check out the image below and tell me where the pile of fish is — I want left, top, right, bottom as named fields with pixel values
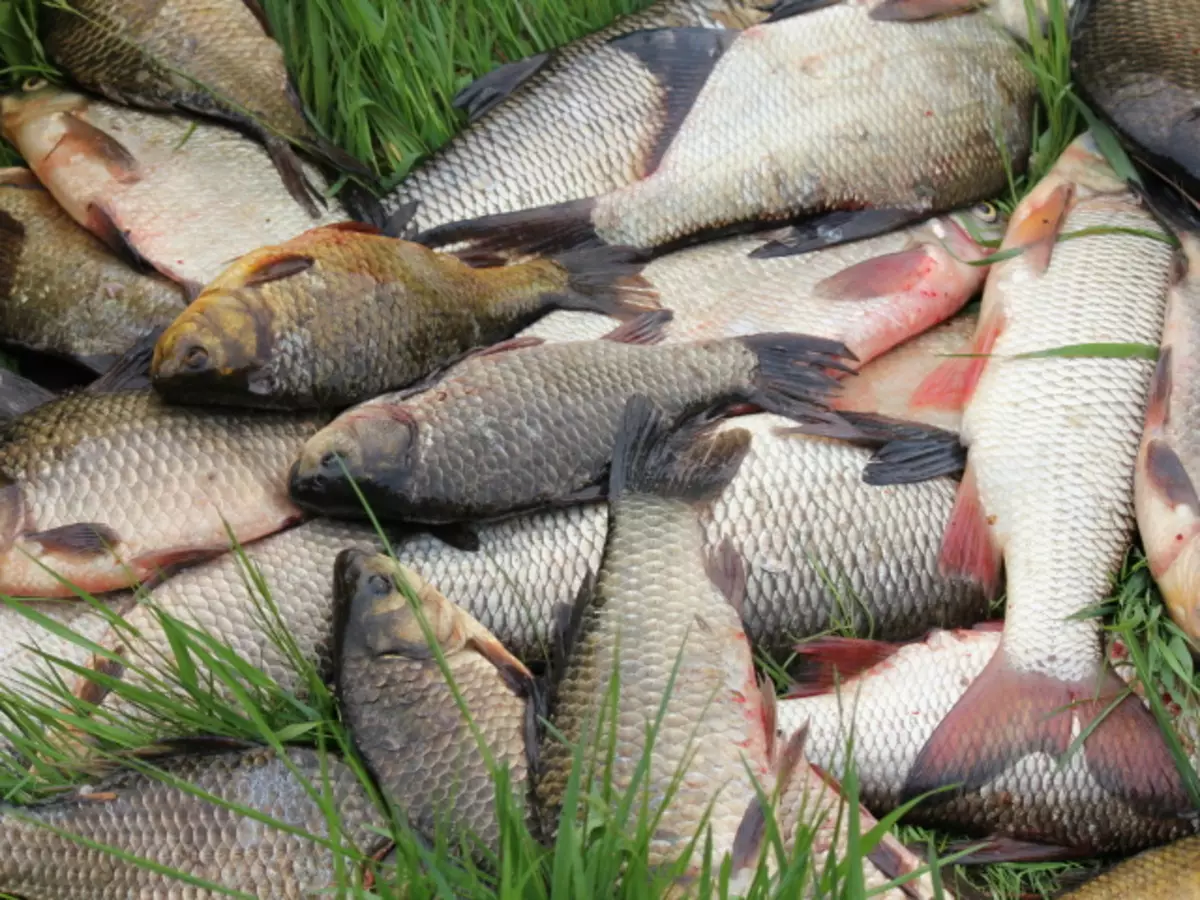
left=0, top=0, right=1199, bottom=896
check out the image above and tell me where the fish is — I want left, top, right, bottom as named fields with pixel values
left=0, top=167, right=186, bottom=373
left=367, top=0, right=771, bottom=234
left=1060, top=835, right=1200, bottom=898
left=0, top=386, right=320, bottom=597
left=289, top=314, right=856, bottom=523
left=1135, top=195, right=1200, bottom=640
left=1071, top=0, right=1200, bottom=207
left=519, top=207, right=1000, bottom=368
left=43, top=0, right=367, bottom=215
left=150, top=226, right=658, bottom=410
left=0, top=82, right=347, bottom=293
left=0, top=368, right=56, bottom=421
left=0, top=742, right=388, bottom=898
left=335, top=550, right=537, bottom=854
left=863, top=134, right=1189, bottom=851
left=774, top=625, right=1200, bottom=855
left=415, top=1, right=1034, bottom=259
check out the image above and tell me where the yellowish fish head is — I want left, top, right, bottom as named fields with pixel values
left=289, top=404, right=417, bottom=518
left=151, top=290, right=274, bottom=404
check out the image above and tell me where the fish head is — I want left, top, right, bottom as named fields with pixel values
left=289, top=404, right=418, bottom=518
left=151, top=289, right=275, bottom=404
left=0, top=79, right=88, bottom=147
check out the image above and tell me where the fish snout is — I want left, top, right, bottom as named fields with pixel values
left=288, top=431, right=365, bottom=514
left=151, top=294, right=269, bottom=396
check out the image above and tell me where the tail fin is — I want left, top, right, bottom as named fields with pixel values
left=608, top=395, right=750, bottom=503
left=547, top=245, right=661, bottom=321
left=416, top=198, right=601, bottom=256
left=739, top=332, right=857, bottom=425
left=263, top=135, right=328, bottom=218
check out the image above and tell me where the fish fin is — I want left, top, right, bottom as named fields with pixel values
left=861, top=431, right=968, bottom=486
left=704, top=537, right=747, bottom=616
left=763, top=0, right=845, bottom=23
left=464, top=336, right=546, bottom=360
left=263, top=136, right=325, bottom=218
left=428, top=524, right=481, bottom=552
left=1143, top=439, right=1200, bottom=513
left=84, top=204, right=155, bottom=274
left=608, top=395, right=751, bottom=504
left=1145, top=346, right=1173, bottom=431
left=0, top=209, right=26, bottom=300
left=552, top=482, right=610, bottom=507
left=547, top=245, right=660, bottom=320
left=761, top=677, right=777, bottom=762
left=813, top=247, right=936, bottom=301
left=934, top=837, right=1093, bottom=865
left=26, top=523, right=120, bottom=557
left=73, top=647, right=126, bottom=707
left=61, top=113, right=140, bottom=183
left=303, top=131, right=375, bottom=182
left=739, top=332, right=857, bottom=425
left=466, top=632, right=536, bottom=699
left=749, top=209, right=926, bottom=259
left=730, top=724, right=809, bottom=872
left=86, top=327, right=164, bottom=393
left=132, top=546, right=233, bottom=581
left=417, top=198, right=600, bottom=256
left=453, top=53, right=552, bottom=122
left=781, top=409, right=964, bottom=467
left=241, top=251, right=316, bottom=287
left=909, top=309, right=1005, bottom=413
left=786, top=637, right=904, bottom=698
left=381, top=201, right=421, bottom=240
left=129, top=735, right=260, bottom=761
left=868, top=0, right=984, bottom=22
left=1006, top=183, right=1074, bottom=275
left=938, top=464, right=1002, bottom=597
left=607, top=28, right=737, bottom=174
left=0, top=168, right=42, bottom=189
left=549, top=570, right=596, bottom=692
left=0, top=368, right=55, bottom=418
left=601, top=309, right=673, bottom=345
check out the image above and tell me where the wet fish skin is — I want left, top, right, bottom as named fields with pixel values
left=376, top=0, right=771, bottom=233
left=0, top=744, right=388, bottom=899
left=289, top=327, right=852, bottom=524
left=150, top=227, right=658, bottom=410
left=44, top=0, right=361, bottom=213
left=1136, top=217, right=1200, bottom=640
left=0, top=388, right=319, bottom=597
left=417, top=2, right=1034, bottom=257
left=775, top=626, right=1200, bottom=854
left=1071, top=0, right=1200, bottom=205
left=0, top=83, right=346, bottom=292
left=1061, top=835, right=1200, bottom=898
left=0, top=167, right=186, bottom=371
left=335, top=550, right=535, bottom=853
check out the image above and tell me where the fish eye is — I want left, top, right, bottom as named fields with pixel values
left=21, top=77, right=47, bottom=93
left=367, top=574, right=392, bottom=598
left=972, top=201, right=1000, bottom=224
left=183, top=344, right=209, bottom=371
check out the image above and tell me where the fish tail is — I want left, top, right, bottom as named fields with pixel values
left=608, top=395, right=750, bottom=504
left=739, top=332, right=857, bottom=426
left=901, top=643, right=1193, bottom=822
left=264, top=135, right=326, bottom=219
left=547, top=245, right=661, bottom=321
left=415, top=198, right=601, bottom=256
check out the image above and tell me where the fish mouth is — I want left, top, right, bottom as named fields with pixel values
left=330, top=547, right=372, bottom=674
left=287, top=456, right=364, bottom=517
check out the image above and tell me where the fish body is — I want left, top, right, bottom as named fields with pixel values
left=1062, top=835, right=1200, bottom=898
left=873, top=134, right=1185, bottom=849
left=0, top=83, right=346, bottom=292
left=150, top=227, right=658, bottom=409
left=0, top=168, right=186, bottom=372
left=335, top=550, right=535, bottom=852
left=1136, top=221, right=1200, bottom=639
left=289, top=324, right=852, bottom=523
left=520, top=210, right=996, bottom=365
left=775, top=625, right=1200, bottom=853
left=44, top=0, right=359, bottom=213
left=0, top=388, right=318, bottom=597
left=1071, top=0, right=1200, bottom=205
left=0, top=744, right=387, bottom=899
left=375, top=0, right=770, bottom=233
left=418, top=2, right=1034, bottom=257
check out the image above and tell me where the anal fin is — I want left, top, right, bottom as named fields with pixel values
left=909, top=309, right=1005, bottom=414
left=26, top=523, right=121, bottom=558
left=938, top=464, right=1002, bottom=597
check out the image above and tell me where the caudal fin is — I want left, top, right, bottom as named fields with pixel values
left=739, top=333, right=857, bottom=426
left=548, top=245, right=661, bottom=321
left=608, top=395, right=751, bottom=504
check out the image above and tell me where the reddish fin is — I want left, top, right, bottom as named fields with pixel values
left=1144, top=439, right=1200, bottom=513
left=786, top=637, right=903, bottom=698
left=910, top=311, right=1005, bottom=413
left=813, top=247, right=935, bottom=301
left=868, top=0, right=983, bottom=21
left=242, top=252, right=315, bottom=287
left=73, top=647, right=125, bottom=707
left=26, top=523, right=120, bottom=558
left=704, top=537, right=747, bottom=616
left=1145, top=346, right=1173, bottom=430
left=730, top=724, right=809, bottom=872
left=931, top=837, right=1092, bottom=865
left=938, top=465, right=1002, bottom=597
left=601, top=309, right=672, bottom=345
left=1007, top=183, right=1074, bottom=275
left=467, top=633, right=536, bottom=700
